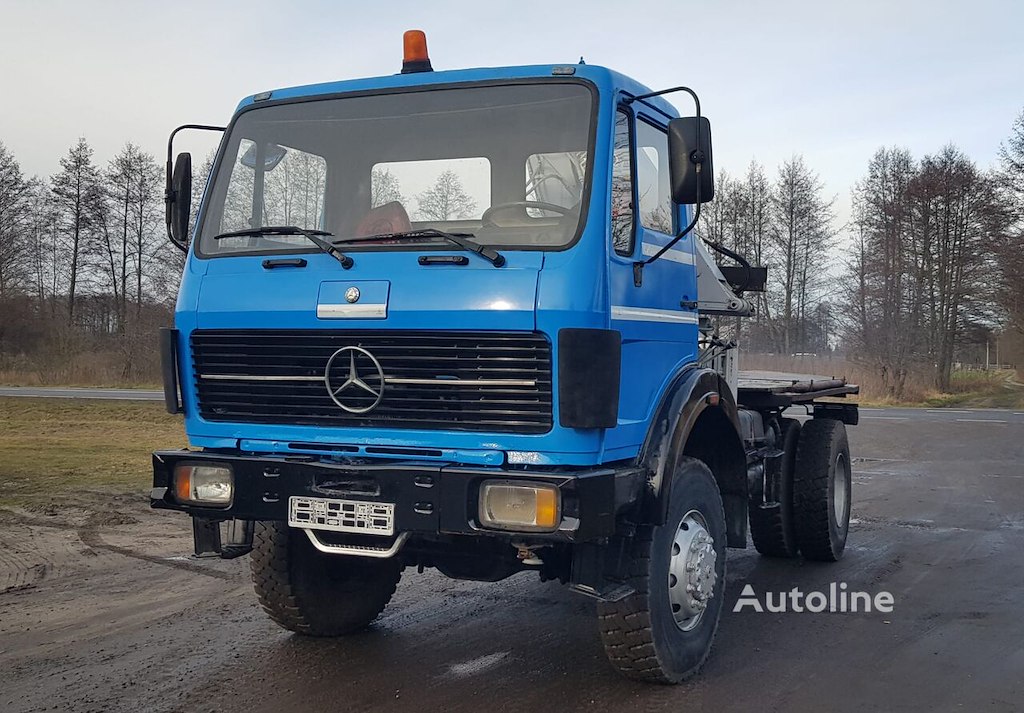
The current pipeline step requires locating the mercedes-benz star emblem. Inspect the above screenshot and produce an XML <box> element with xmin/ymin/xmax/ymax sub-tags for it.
<box><xmin>324</xmin><ymin>346</ymin><xmax>385</xmax><ymax>413</ymax></box>
<box><xmin>345</xmin><ymin>286</ymin><xmax>361</xmax><ymax>303</ymax></box>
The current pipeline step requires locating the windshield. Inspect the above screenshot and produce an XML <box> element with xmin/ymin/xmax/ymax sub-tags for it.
<box><xmin>197</xmin><ymin>81</ymin><xmax>594</xmax><ymax>257</ymax></box>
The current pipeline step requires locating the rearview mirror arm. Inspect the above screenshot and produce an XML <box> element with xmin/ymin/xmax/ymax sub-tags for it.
<box><xmin>623</xmin><ymin>87</ymin><xmax>704</xmax><ymax>285</ymax></box>
<box><xmin>165</xmin><ymin>124</ymin><xmax>226</xmax><ymax>252</ymax></box>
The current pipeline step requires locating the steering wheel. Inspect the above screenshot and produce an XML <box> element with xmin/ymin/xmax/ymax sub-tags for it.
<box><xmin>480</xmin><ymin>201</ymin><xmax>573</xmax><ymax>228</ymax></box>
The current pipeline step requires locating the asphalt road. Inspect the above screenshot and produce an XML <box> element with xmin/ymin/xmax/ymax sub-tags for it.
<box><xmin>2</xmin><ymin>408</ymin><xmax>1023</xmax><ymax>712</ymax></box>
<box><xmin>858</xmin><ymin>405</ymin><xmax>1024</xmax><ymax>424</ymax></box>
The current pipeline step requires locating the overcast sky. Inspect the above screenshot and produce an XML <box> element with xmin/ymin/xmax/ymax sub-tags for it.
<box><xmin>2</xmin><ymin>0</ymin><xmax>1022</xmax><ymax>224</ymax></box>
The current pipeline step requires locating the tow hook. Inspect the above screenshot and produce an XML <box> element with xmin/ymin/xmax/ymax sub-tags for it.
<box><xmin>513</xmin><ymin>542</ymin><xmax>544</xmax><ymax>566</ymax></box>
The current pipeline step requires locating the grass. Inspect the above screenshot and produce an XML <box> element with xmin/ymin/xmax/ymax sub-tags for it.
<box><xmin>923</xmin><ymin>370</ymin><xmax>1024</xmax><ymax>408</ymax></box>
<box><xmin>0</xmin><ymin>397</ymin><xmax>185</xmax><ymax>508</ymax></box>
<box><xmin>0</xmin><ymin>370</ymin><xmax>161</xmax><ymax>389</ymax></box>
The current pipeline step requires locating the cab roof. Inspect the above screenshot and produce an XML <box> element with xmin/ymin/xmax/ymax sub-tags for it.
<box><xmin>235</xmin><ymin>64</ymin><xmax>681</xmax><ymax>122</ymax></box>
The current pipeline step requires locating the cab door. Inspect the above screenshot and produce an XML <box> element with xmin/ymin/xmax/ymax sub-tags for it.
<box><xmin>605</xmin><ymin>106</ymin><xmax>699</xmax><ymax>455</ymax></box>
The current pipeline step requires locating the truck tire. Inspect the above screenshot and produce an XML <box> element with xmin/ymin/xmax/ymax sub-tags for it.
<box><xmin>750</xmin><ymin>418</ymin><xmax>801</xmax><ymax>558</ymax></box>
<box><xmin>793</xmin><ymin>418</ymin><xmax>852</xmax><ymax>562</ymax></box>
<box><xmin>597</xmin><ymin>457</ymin><xmax>727</xmax><ymax>683</ymax></box>
<box><xmin>250</xmin><ymin>521</ymin><xmax>402</xmax><ymax>636</ymax></box>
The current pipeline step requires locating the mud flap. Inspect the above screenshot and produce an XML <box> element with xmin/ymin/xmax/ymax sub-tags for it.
<box><xmin>192</xmin><ymin>516</ymin><xmax>221</xmax><ymax>558</ymax></box>
<box><xmin>221</xmin><ymin>520</ymin><xmax>254</xmax><ymax>559</ymax></box>
<box><xmin>569</xmin><ymin>539</ymin><xmax>636</xmax><ymax>602</ymax></box>
<box><xmin>192</xmin><ymin>517</ymin><xmax>254</xmax><ymax>559</ymax></box>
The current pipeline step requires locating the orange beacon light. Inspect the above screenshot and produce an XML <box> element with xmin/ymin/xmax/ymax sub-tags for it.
<box><xmin>401</xmin><ymin>30</ymin><xmax>433</xmax><ymax>74</ymax></box>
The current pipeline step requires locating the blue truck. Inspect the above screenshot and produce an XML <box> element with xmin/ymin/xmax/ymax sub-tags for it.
<box><xmin>153</xmin><ymin>31</ymin><xmax>858</xmax><ymax>683</ymax></box>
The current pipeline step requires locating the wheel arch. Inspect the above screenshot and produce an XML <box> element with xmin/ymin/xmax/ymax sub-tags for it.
<box><xmin>636</xmin><ymin>366</ymin><xmax>748</xmax><ymax>547</ymax></box>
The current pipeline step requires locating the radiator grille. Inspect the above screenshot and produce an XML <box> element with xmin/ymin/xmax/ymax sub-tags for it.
<box><xmin>190</xmin><ymin>330</ymin><xmax>552</xmax><ymax>434</ymax></box>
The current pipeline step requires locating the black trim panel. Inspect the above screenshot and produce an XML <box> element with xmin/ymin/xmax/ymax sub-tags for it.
<box><xmin>159</xmin><ymin>327</ymin><xmax>182</xmax><ymax>414</ymax></box>
<box><xmin>557</xmin><ymin>328</ymin><xmax>621</xmax><ymax>429</ymax></box>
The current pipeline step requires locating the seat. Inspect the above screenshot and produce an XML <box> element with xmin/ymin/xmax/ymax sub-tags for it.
<box><xmin>354</xmin><ymin>201</ymin><xmax>412</xmax><ymax>237</ymax></box>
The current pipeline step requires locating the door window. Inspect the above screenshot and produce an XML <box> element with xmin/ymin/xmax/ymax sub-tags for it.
<box><xmin>635</xmin><ymin>120</ymin><xmax>675</xmax><ymax>235</ymax></box>
<box><xmin>611</xmin><ymin>111</ymin><xmax>635</xmax><ymax>255</ymax></box>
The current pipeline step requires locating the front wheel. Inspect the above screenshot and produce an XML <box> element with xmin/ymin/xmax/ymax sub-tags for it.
<box><xmin>250</xmin><ymin>521</ymin><xmax>402</xmax><ymax>636</ymax></box>
<box><xmin>597</xmin><ymin>457</ymin><xmax>727</xmax><ymax>683</ymax></box>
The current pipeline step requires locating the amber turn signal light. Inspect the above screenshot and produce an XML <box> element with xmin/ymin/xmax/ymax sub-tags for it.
<box><xmin>478</xmin><ymin>481</ymin><xmax>561</xmax><ymax>532</ymax></box>
<box><xmin>172</xmin><ymin>463</ymin><xmax>233</xmax><ymax>506</ymax></box>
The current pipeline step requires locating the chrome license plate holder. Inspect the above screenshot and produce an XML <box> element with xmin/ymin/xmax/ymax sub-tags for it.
<box><xmin>288</xmin><ymin>496</ymin><xmax>395</xmax><ymax>536</ymax></box>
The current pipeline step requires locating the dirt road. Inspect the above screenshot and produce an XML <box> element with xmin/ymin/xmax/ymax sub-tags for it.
<box><xmin>2</xmin><ymin>409</ymin><xmax>1022</xmax><ymax>712</ymax></box>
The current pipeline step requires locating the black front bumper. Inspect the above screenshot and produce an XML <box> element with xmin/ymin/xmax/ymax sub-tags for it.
<box><xmin>152</xmin><ymin>451</ymin><xmax>644</xmax><ymax>543</ymax></box>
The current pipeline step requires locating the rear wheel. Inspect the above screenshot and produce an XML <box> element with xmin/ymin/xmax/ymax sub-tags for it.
<box><xmin>750</xmin><ymin>417</ymin><xmax>801</xmax><ymax>558</ymax></box>
<box><xmin>793</xmin><ymin>419</ymin><xmax>852</xmax><ymax>561</ymax></box>
<box><xmin>597</xmin><ymin>457</ymin><xmax>727</xmax><ymax>683</ymax></box>
<box><xmin>250</xmin><ymin>521</ymin><xmax>402</xmax><ymax>636</ymax></box>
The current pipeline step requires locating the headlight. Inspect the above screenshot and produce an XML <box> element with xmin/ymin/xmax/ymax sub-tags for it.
<box><xmin>478</xmin><ymin>480</ymin><xmax>560</xmax><ymax>532</ymax></box>
<box><xmin>173</xmin><ymin>463</ymin><xmax>233</xmax><ymax>506</ymax></box>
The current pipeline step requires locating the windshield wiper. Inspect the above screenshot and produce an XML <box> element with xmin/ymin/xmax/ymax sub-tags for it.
<box><xmin>332</xmin><ymin>229</ymin><xmax>505</xmax><ymax>267</ymax></box>
<box><xmin>213</xmin><ymin>226</ymin><xmax>353</xmax><ymax>269</ymax></box>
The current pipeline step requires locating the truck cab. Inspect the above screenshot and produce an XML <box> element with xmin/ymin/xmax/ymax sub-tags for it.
<box><xmin>153</xmin><ymin>32</ymin><xmax>857</xmax><ymax>683</ymax></box>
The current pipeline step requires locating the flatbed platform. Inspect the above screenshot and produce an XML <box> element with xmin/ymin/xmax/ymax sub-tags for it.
<box><xmin>737</xmin><ymin>370</ymin><xmax>859</xmax><ymax>409</ymax></box>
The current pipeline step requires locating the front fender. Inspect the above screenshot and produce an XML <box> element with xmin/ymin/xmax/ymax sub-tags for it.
<box><xmin>635</xmin><ymin>366</ymin><xmax>743</xmax><ymax>529</ymax></box>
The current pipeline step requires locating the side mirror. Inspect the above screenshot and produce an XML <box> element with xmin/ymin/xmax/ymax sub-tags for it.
<box><xmin>164</xmin><ymin>124</ymin><xmax>225</xmax><ymax>252</ymax></box>
<box><xmin>668</xmin><ymin>117</ymin><xmax>714</xmax><ymax>204</ymax></box>
<box><xmin>168</xmin><ymin>152</ymin><xmax>192</xmax><ymax>248</ymax></box>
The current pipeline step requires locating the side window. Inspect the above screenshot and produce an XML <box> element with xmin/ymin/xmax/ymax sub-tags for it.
<box><xmin>635</xmin><ymin>120</ymin><xmax>675</xmax><ymax>235</ymax></box>
<box><xmin>611</xmin><ymin>111</ymin><xmax>634</xmax><ymax>255</ymax></box>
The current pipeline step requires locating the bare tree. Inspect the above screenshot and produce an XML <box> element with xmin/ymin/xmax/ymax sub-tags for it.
<box><xmin>996</xmin><ymin>108</ymin><xmax>1024</xmax><ymax>338</ymax></box>
<box><xmin>371</xmin><ymin>167</ymin><xmax>405</xmax><ymax>208</ymax></box>
<box><xmin>698</xmin><ymin>168</ymin><xmax>737</xmax><ymax>249</ymax></box>
<box><xmin>415</xmin><ymin>170</ymin><xmax>476</xmax><ymax>220</ymax></box>
<box><xmin>697</xmin><ymin>162</ymin><xmax>780</xmax><ymax>351</ymax></box>
<box><xmin>997</xmin><ymin>108</ymin><xmax>1024</xmax><ymax>202</ymax></box>
<box><xmin>846</xmin><ymin>144</ymin><xmax>1009</xmax><ymax>394</ymax></box>
<box><xmin>106</xmin><ymin>143</ymin><xmax>161</xmax><ymax>320</ymax></box>
<box><xmin>23</xmin><ymin>181</ymin><xmax>55</xmax><ymax>306</ymax></box>
<box><xmin>769</xmin><ymin>156</ymin><xmax>835</xmax><ymax>355</ymax></box>
<box><xmin>742</xmin><ymin>161</ymin><xmax>774</xmax><ymax>348</ymax></box>
<box><xmin>51</xmin><ymin>138</ymin><xmax>102</xmax><ymax>323</ymax></box>
<box><xmin>0</xmin><ymin>141</ymin><xmax>33</xmax><ymax>297</ymax></box>
<box><xmin>89</xmin><ymin>183</ymin><xmax>121</xmax><ymax>321</ymax></box>
<box><xmin>847</xmin><ymin>147</ymin><xmax>919</xmax><ymax>397</ymax></box>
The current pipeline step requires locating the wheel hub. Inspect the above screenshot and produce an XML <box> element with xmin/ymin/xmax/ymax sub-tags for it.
<box><xmin>833</xmin><ymin>451</ymin><xmax>850</xmax><ymax>526</ymax></box>
<box><xmin>668</xmin><ymin>510</ymin><xmax>717</xmax><ymax>631</ymax></box>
